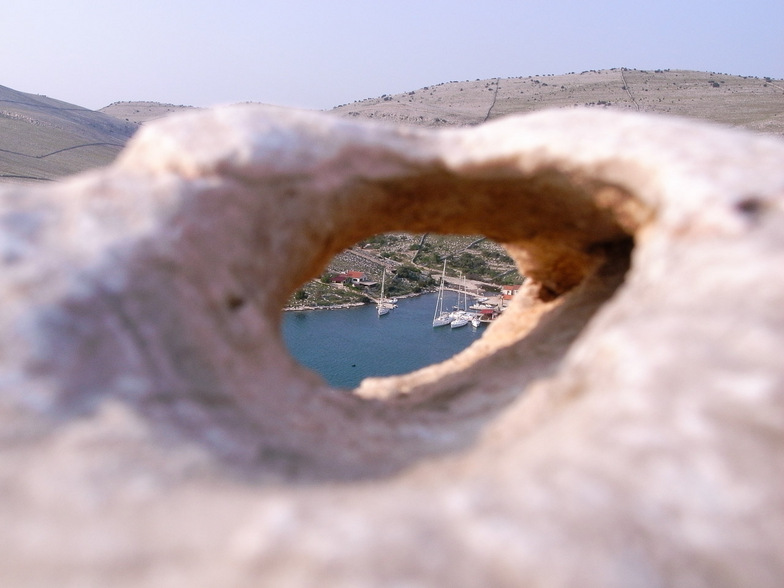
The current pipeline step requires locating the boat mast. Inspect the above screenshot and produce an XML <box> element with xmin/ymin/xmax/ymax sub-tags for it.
<box><xmin>434</xmin><ymin>260</ymin><xmax>446</xmax><ymax>321</ymax></box>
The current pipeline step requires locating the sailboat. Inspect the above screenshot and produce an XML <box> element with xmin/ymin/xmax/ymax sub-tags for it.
<box><xmin>432</xmin><ymin>260</ymin><xmax>452</xmax><ymax>327</ymax></box>
<box><xmin>450</xmin><ymin>272</ymin><xmax>471</xmax><ymax>329</ymax></box>
<box><xmin>377</xmin><ymin>268</ymin><xmax>391</xmax><ymax>316</ymax></box>
<box><xmin>450</xmin><ymin>312</ymin><xmax>470</xmax><ymax>329</ymax></box>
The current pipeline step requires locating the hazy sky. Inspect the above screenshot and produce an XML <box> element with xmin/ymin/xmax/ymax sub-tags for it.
<box><xmin>3</xmin><ymin>0</ymin><xmax>782</xmax><ymax>111</ymax></box>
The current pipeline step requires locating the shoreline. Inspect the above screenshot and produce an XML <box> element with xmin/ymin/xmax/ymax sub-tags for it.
<box><xmin>283</xmin><ymin>290</ymin><xmax>430</xmax><ymax>312</ymax></box>
<box><xmin>282</xmin><ymin>286</ymin><xmax>499</xmax><ymax>312</ymax></box>
<box><xmin>283</xmin><ymin>301</ymin><xmax>367</xmax><ymax>312</ymax></box>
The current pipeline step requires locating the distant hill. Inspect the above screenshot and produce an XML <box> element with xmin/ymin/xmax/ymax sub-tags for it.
<box><xmin>2</xmin><ymin>68</ymin><xmax>782</xmax><ymax>185</ymax></box>
<box><xmin>99</xmin><ymin>101</ymin><xmax>199</xmax><ymax>125</ymax></box>
<box><xmin>0</xmin><ymin>85</ymin><xmax>139</xmax><ymax>183</ymax></box>
<box><xmin>330</xmin><ymin>68</ymin><xmax>784</xmax><ymax>136</ymax></box>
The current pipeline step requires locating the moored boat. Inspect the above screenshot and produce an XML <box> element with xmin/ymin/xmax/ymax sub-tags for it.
<box><xmin>449</xmin><ymin>272</ymin><xmax>471</xmax><ymax>328</ymax></box>
<box><xmin>450</xmin><ymin>312</ymin><xmax>470</xmax><ymax>328</ymax></box>
<box><xmin>432</xmin><ymin>261</ymin><xmax>452</xmax><ymax>327</ymax></box>
<box><xmin>377</xmin><ymin>268</ymin><xmax>393</xmax><ymax>316</ymax></box>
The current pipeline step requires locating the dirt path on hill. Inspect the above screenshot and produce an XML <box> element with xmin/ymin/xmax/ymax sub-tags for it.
<box><xmin>483</xmin><ymin>78</ymin><xmax>501</xmax><ymax>122</ymax></box>
<box><xmin>620</xmin><ymin>68</ymin><xmax>640</xmax><ymax>111</ymax></box>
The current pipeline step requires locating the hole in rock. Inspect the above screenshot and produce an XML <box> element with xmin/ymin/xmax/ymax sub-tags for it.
<box><xmin>281</xmin><ymin>233</ymin><xmax>525</xmax><ymax>389</ymax></box>
<box><xmin>123</xmin><ymin>167</ymin><xmax>643</xmax><ymax>480</ymax></box>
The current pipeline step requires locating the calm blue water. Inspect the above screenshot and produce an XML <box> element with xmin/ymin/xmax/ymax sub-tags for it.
<box><xmin>282</xmin><ymin>292</ymin><xmax>484</xmax><ymax>389</ymax></box>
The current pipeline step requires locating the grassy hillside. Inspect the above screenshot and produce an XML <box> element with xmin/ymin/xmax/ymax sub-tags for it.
<box><xmin>99</xmin><ymin>101</ymin><xmax>199</xmax><ymax>124</ymax></box>
<box><xmin>0</xmin><ymin>85</ymin><xmax>138</xmax><ymax>183</ymax></box>
<box><xmin>331</xmin><ymin>68</ymin><xmax>784</xmax><ymax>136</ymax></box>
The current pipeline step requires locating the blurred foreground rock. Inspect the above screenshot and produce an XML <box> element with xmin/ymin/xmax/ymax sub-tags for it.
<box><xmin>1</xmin><ymin>105</ymin><xmax>783</xmax><ymax>587</ymax></box>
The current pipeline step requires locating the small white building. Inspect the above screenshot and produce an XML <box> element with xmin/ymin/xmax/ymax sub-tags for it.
<box><xmin>501</xmin><ymin>284</ymin><xmax>522</xmax><ymax>306</ymax></box>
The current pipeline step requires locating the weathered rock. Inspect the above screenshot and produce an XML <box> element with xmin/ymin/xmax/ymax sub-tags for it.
<box><xmin>1</xmin><ymin>105</ymin><xmax>783</xmax><ymax>587</ymax></box>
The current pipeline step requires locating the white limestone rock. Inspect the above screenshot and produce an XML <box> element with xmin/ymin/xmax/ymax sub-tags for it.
<box><xmin>1</xmin><ymin>105</ymin><xmax>783</xmax><ymax>587</ymax></box>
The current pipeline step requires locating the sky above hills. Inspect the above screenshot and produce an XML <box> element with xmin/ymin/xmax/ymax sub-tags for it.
<box><xmin>3</xmin><ymin>0</ymin><xmax>782</xmax><ymax>112</ymax></box>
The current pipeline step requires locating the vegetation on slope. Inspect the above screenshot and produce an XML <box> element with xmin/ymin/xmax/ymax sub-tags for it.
<box><xmin>285</xmin><ymin>232</ymin><xmax>524</xmax><ymax>309</ymax></box>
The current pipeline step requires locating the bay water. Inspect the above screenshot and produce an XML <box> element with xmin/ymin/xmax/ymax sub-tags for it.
<box><xmin>282</xmin><ymin>291</ymin><xmax>484</xmax><ymax>389</ymax></box>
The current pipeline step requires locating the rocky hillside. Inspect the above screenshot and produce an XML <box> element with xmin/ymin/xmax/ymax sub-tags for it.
<box><xmin>0</xmin><ymin>84</ymin><xmax>138</xmax><ymax>183</ymax></box>
<box><xmin>2</xmin><ymin>69</ymin><xmax>781</xmax><ymax>185</ymax></box>
<box><xmin>3</xmin><ymin>69</ymin><xmax>782</xmax><ymax>306</ymax></box>
<box><xmin>331</xmin><ymin>68</ymin><xmax>784</xmax><ymax>136</ymax></box>
<box><xmin>293</xmin><ymin>69</ymin><xmax>782</xmax><ymax>307</ymax></box>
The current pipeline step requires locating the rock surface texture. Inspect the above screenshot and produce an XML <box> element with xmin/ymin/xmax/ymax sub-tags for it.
<box><xmin>1</xmin><ymin>105</ymin><xmax>783</xmax><ymax>587</ymax></box>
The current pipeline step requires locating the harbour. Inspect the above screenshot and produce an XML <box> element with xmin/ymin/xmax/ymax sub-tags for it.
<box><xmin>282</xmin><ymin>291</ymin><xmax>489</xmax><ymax>389</ymax></box>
